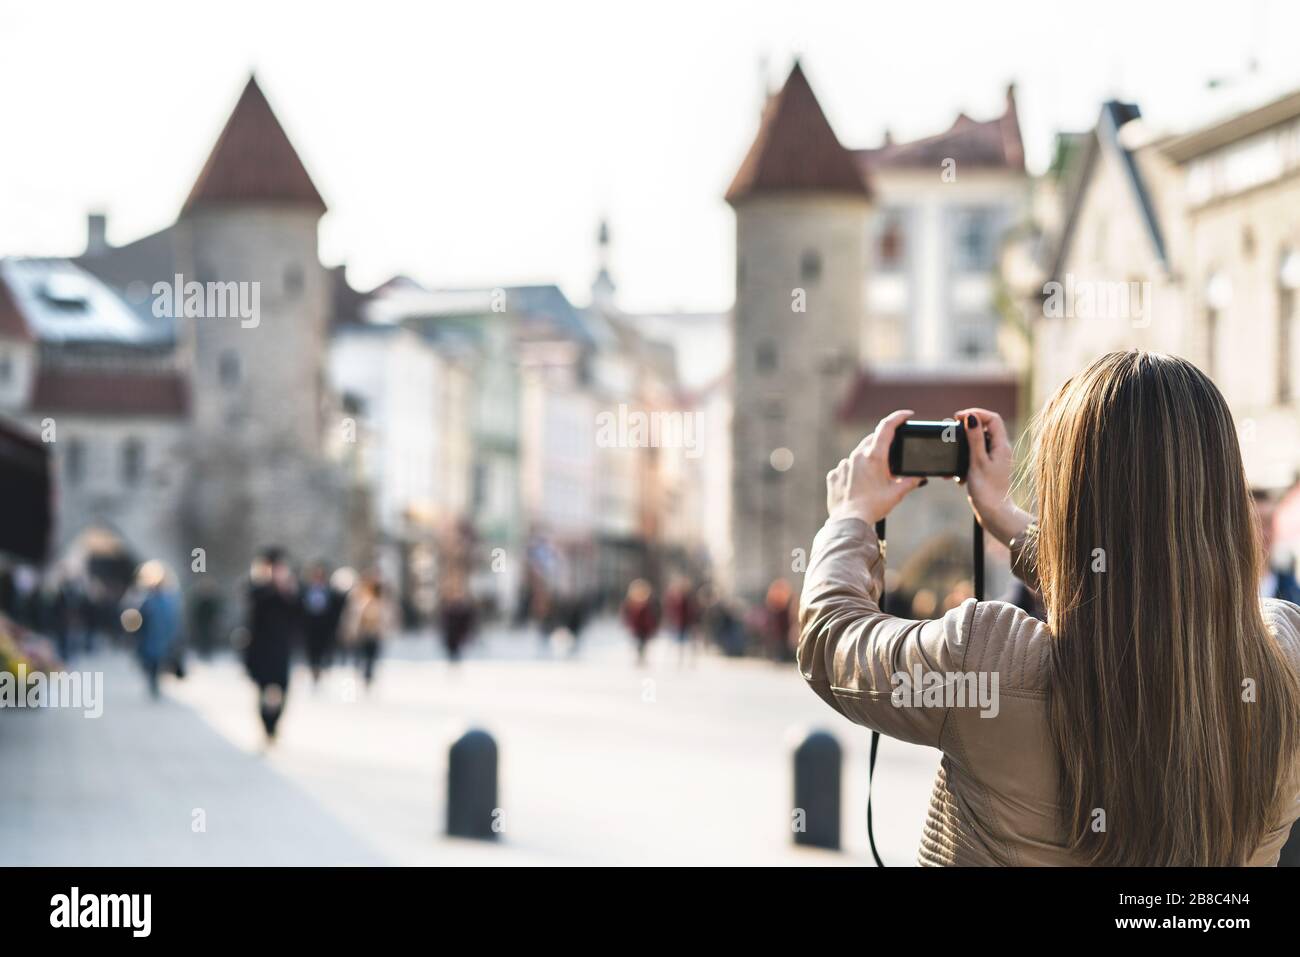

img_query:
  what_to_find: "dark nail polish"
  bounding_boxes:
[966,414,977,429]
[919,478,929,486]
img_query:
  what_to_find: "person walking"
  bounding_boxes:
[341,572,394,690]
[621,579,659,666]
[438,574,477,664]
[764,578,795,662]
[130,561,180,699]
[245,548,300,746]
[800,352,1300,865]
[188,578,223,659]
[300,563,343,686]
[664,578,700,665]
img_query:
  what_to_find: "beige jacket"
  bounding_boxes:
[339,590,395,646]
[797,517,1300,866]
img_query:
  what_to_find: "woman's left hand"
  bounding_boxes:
[826,409,925,525]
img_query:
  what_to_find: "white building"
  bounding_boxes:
[1023,90,1300,491]
[329,322,471,606]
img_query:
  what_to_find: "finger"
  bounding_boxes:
[956,407,1010,453]
[869,409,914,460]
[889,475,925,505]
[961,411,990,469]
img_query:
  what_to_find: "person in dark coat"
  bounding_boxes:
[245,548,300,745]
[563,591,591,657]
[189,578,223,659]
[764,578,795,662]
[300,563,343,685]
[621,579,660,666]
[664,578,700,665]
[438,574,477,664]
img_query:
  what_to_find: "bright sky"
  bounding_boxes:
[3,0,1299,313]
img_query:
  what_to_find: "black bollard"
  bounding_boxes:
[446,729,499,840]
[793,729,841,850]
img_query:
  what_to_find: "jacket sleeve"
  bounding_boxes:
[797,518,978,750]
[1008,521,1040,593]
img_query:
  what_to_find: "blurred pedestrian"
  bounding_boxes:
[128,561,181,699]
[1254,489,1300,603]
[621,579,659,666]
[438,574,477,664]
[665,578,700,665]
[341,571,394,689]
[245,548,300,745]
[764,578,795,661]
[189,578,223,659]
[563,591,592,656]
[700,585,745,656]
[300,562,344,685]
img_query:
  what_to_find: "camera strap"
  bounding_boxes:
[866,514,984,868]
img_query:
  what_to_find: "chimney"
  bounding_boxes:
[86,212,108,255]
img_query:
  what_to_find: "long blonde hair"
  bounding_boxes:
[1034,350,1300,865]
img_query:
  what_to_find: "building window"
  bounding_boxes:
[756,340,778,374]
[1280,288,1294,403]
[1205,271,1232,378]
[955,314,995,359]
[954,208,996,272]
[472,462,488,512]
[219,350,241,389]
[800,250,821,283]
[1279,250,1300,403]
[877,210,906,271]
[65,438,85,487]
[284,263,304,297]
[121,438,144,486]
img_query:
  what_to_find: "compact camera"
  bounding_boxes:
[887,419,971,479]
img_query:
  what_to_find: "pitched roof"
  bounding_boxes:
[856,85,1025,173]
[1048,101,1167,281]
[0,258,173,347]
[0,260,172,348]
[725,62,872,204]
[182,76,327,216]
[29,367,190,417]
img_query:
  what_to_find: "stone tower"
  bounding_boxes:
[174,76,344,584]
[726,62,872,600]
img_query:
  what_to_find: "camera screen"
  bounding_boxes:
[900,434,961,475]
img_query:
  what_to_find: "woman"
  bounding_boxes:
[130,561,180,699]
[438,573,477,664]
[621,579,660,666]
[340,572,394,689]
[799,351,1300,866]
[246,548,300,744]
[665,578,700,665]
[763,578,795,662]
[300,563,343,685]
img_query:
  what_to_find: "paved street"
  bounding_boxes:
[2,619,942,866]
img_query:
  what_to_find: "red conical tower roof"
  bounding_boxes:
[726,61,871,205]
[182,76,326,216]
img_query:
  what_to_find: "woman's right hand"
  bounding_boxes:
[954,408,1033,548]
